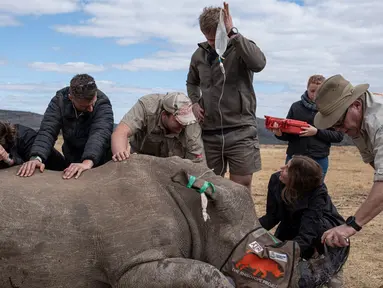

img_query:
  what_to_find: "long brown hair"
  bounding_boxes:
[281,155,323,205]
[0,121,17,149]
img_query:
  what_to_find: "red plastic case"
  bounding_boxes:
[264,115,309,134]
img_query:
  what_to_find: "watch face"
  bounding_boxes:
[232,27,238,34]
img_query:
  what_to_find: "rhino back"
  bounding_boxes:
[0,156,199,287]
[0,155,258,287]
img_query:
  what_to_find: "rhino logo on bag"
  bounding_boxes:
[235,250,284,279]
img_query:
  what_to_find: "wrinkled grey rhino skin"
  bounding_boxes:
[0,155,259,288]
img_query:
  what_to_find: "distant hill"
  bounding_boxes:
[0,109,45,131]
[0,109,354,146]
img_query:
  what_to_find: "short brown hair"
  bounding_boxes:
[0,121,17,149]
[307,74,325,88]
[199,6,221,35]
[282,155,323,204]
[69,74,97,100]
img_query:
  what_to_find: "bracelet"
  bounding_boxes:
[4,155,13,165]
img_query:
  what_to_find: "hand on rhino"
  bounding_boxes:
[17,159,45,177]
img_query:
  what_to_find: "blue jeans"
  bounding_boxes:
[286,155,328,180]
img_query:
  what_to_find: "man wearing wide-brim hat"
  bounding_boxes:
[313,74,383,247]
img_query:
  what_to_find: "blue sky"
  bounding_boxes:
[1,0,383,122]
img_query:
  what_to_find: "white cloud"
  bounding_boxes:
[0,81,171,95]
[112,51,193,71]
[28,62,106,73]
[51,0,383,96]
[96,80,172,95]
[3,0,383,119]
[0,81,175,121]
[0,0,79,15]
[0,14,20,26]
[0,0,79,27]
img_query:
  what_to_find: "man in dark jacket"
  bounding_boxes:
[17,74,114,179]
[186,2,266,191]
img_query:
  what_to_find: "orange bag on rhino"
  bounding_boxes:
[221,226,300,288]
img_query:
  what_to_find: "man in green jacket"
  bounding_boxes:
[186,2,266,191]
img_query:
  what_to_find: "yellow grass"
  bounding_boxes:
[54,137,383,287]
[253,145,383,288]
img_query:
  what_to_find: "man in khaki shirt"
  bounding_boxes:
[313,74,383,247]
[111,92,205,163]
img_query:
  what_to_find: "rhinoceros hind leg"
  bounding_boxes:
[117,258,234,288]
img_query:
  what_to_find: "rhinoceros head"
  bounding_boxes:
[171,167,260,270]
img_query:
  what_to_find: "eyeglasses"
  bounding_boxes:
[333,108,349,128]
[71,81,97,98]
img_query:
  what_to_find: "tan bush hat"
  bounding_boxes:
[314,74,369,129]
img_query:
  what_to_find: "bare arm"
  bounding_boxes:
[321,130,383,247]
[354,181,383,226]
[112,101,146,161]
[111,123,133,155]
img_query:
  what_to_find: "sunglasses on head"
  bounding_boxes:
[71,81,97,97]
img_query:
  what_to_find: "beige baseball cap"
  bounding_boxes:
[162,92,197,126]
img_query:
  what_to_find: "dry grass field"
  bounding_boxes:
[54,137,382,287]
[253,145,383,288]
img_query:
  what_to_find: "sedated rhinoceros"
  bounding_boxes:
[0,155,347,288]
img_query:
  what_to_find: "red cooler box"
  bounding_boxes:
[265,115,309,134]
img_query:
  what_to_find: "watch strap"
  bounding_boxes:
[346,216,362,231]
[227,27,238,38]
[30,156,43,163]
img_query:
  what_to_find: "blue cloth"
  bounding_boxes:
[286,155,329,180]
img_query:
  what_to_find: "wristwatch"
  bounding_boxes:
[4,153,13,165]
[227,27,239,38]
[30,156,43,163]
[345,216,362,231]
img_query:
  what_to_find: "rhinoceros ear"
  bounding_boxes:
[171,169,189,186]
[171,169,216,200]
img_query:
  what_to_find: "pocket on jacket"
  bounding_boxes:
[238,90,256,115]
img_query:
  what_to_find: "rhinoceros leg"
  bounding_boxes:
[116,258,234,288]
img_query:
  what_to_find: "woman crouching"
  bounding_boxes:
[259,155,348,287]
[0,121,65,171]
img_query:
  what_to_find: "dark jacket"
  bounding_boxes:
[0,124,37,168]
[30,87,114,166]
[276,94,344,158]
[259,172,345,260]
[186,33,266,131]
[0,124,64,170]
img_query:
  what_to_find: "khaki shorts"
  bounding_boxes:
[202,125,261,176]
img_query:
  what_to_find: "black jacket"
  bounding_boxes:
[0,124,37,169]
[276,95,344,158]
[259,172,345,259]
[0,124,64,170]
[30,87,114,166]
